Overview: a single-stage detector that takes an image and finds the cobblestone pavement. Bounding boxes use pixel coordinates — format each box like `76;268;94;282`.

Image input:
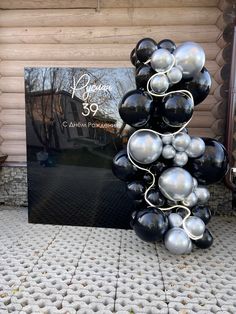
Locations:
0;207;236;314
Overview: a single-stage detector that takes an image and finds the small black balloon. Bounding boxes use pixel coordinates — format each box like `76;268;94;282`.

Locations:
194;229;213;249
150;160;169;177
146;188;166;207
162;93;194;127
157;39;176;53
135;64;155;90
132;207;168;242
174;67;211;106
143;172;153;185
130;48;137;66
192;205;212;225
186;138;229;185
127;181;145;200
119;89;153;128
112;150;139;182
136;38;158;63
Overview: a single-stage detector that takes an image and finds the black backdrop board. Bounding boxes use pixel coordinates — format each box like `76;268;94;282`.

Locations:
25;67;136;228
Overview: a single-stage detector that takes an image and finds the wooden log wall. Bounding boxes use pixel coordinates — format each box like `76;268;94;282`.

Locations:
0;0;232;164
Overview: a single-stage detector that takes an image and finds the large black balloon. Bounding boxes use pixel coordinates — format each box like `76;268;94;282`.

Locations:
174;67;211;106
162;93;194;127
186;138;229;185
119;90;153;128
112;150;139;182
157;39;176;53
135;64;155;90
130;48;137;66
194;229;213;249
127;181;145;200
132;207;168;242
136;38;158;63
192;205;212;225
146;188;166;207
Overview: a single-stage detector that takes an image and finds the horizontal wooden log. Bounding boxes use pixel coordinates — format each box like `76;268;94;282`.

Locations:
0;60;220;77
211;119;226;135
0;109;25;125
0;125;26;141
0;25;220;44
188;128;215;138
189;112;215;128
211;100;227;118
0;140;26;155
0;43;220;61
0;93;26;109
0;8;221;27
0;0;219;9
2;155;26;164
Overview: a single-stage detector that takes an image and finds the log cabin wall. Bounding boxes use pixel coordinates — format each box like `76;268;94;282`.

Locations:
0;0;234;210
0;0;233;164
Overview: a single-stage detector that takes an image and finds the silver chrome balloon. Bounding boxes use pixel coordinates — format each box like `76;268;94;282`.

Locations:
193;177;198;189
167;66;183;84
158;167;194;201
186;137;205;158
173;152;188;167
162;133;173;145
164;227;190;255
168;213;183;228
185;216;205;238
172;132;191;152
183;192;198;208
150;74;169;94
128;129;163;165
173;41;205;78
185;239;193;254
162;145;176;159
195;186;210;204
151;48;174;72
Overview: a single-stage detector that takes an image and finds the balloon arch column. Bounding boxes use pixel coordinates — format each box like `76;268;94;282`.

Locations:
112;38;229;255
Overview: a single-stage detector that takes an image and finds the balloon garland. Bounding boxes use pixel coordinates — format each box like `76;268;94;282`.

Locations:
113;38;229;255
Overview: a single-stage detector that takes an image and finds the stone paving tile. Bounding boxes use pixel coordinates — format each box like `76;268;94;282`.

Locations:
0;208;236;314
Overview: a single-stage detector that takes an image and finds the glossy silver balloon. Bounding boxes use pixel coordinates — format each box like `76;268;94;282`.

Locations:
162;145;176;159
182;192;198;208
185;239;193;254
185;216;205;237
167;66;183;84
174;42;205;78
128;130;163;165
151;48;174;72
164;227;190;255
158;167;194;201
193;177;198;189
150;74;169;94
168;213;183;228
186;137;205;158
162;133;173;145
174;152;188;167
195;186;210;204
172;133;191;152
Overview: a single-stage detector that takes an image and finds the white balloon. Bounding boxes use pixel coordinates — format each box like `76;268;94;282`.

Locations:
195;186;210;204
162;145;176;159
186;137;205;158
174;42;205;78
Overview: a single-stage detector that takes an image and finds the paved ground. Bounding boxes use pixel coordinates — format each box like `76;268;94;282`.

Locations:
0;207;236;314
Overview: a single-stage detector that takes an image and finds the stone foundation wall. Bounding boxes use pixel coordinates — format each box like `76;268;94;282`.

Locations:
0;167;27;206
0;166;233;214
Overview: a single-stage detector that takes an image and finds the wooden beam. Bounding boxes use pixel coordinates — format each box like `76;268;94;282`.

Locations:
0;8;221;27
0;43;220;61
0;0;218;9
0;25;220;44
